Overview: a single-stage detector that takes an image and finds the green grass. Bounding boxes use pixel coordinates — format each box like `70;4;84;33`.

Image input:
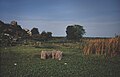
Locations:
0;44;120;77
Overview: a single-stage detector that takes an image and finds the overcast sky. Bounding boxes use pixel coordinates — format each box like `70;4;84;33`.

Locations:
0;0;120;37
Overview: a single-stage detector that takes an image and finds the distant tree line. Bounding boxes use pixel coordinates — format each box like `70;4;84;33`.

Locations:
0;20;52;46
31;28;52;41
0;20;86;46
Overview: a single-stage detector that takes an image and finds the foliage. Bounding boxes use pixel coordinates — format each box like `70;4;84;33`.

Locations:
40;31;52;41
0;20;31;46
66;24;85;41
0;20;27;37
0;20;52;46
31;27;39;35
30;31;52;41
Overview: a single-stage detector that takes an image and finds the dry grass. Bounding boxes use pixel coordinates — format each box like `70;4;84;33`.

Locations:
83;37;120;56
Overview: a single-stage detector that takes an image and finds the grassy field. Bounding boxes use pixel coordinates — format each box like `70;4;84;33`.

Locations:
0;42;120;77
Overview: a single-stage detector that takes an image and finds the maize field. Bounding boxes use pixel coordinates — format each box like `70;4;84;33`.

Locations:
83;37;120;56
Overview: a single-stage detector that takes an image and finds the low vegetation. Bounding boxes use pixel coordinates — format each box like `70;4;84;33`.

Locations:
1;40;120;77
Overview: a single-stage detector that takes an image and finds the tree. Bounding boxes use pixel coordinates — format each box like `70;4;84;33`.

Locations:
46;32;52;38
40;31;52;41
66;24;85;40
41;31;52;38
31;28;39;35
41;31;47;36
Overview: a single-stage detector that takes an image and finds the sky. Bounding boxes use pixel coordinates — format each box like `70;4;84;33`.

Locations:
0;0;120;37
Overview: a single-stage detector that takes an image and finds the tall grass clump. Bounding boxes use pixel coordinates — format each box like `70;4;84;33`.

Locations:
83;36;120;57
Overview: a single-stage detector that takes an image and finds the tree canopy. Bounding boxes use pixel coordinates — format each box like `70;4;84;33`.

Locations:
31;28;39;35
66;24;85;40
